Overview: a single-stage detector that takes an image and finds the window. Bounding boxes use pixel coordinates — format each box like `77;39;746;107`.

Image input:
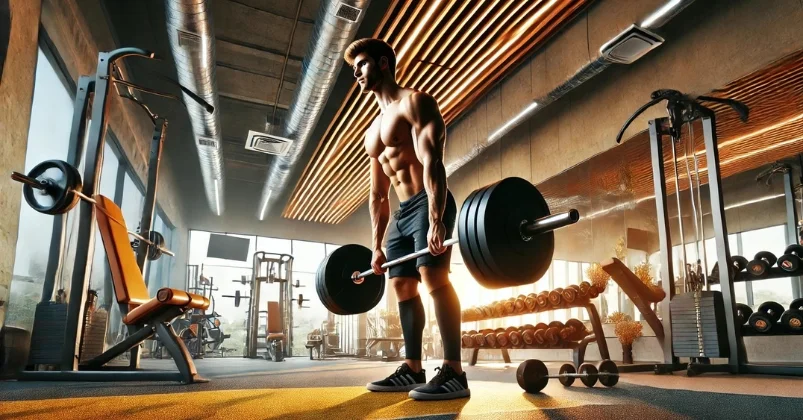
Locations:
6;48;75;330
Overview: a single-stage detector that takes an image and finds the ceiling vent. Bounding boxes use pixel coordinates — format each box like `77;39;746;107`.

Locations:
245;130;294;156
177;29;202;51
600;25;664;64
335;2;361;22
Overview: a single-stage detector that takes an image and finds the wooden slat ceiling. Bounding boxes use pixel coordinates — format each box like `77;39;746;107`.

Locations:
283;0;592;223
539;49;803;215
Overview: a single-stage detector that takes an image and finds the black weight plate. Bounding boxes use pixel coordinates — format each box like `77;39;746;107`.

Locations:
23;160;82;215
558;363;575;387
475;177;554;288
731;256;749;272
517;359;549;393
791;298;803;312
461;186;496;285
578;363;598;387
318;244;384;315
784;244;803;257
754;251;778;266
780;310;803;331
757;301;785;320
777;254;800;273
597;359;619;387
316;250;341;314
735;303;753;325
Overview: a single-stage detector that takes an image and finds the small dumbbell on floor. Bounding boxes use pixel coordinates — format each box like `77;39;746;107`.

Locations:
517;359;619;393
748;301;785;332
780;298;803;332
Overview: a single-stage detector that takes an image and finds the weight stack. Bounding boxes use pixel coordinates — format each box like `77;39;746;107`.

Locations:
28;302;68;364
670;291;730;358
79;308;108;363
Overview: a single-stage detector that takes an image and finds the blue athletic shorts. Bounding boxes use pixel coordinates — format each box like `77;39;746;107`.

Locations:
385;189;457;280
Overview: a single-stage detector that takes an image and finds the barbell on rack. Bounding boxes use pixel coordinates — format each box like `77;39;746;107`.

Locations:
222;290;250;308
517;359;619;393
316;177;580;315
10;160;174;260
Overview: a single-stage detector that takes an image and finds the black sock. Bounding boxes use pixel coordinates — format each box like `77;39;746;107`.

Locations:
430;283;461;361
398;294;425;362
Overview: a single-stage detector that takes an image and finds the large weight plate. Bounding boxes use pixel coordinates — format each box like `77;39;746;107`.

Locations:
316;244;384;315
474;177;554;288
23;160;82;215
517;359;549;393
458;187;495;285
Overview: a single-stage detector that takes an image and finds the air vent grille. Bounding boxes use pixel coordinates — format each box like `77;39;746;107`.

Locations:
198;137;217;148
177;29;202;51
335;3;361;22
245;131;293;156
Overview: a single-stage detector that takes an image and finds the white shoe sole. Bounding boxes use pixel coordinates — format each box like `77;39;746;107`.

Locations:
366;382;421;392
408;388;471;400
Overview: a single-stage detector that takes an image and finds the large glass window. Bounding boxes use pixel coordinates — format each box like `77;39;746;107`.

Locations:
6;48;75;330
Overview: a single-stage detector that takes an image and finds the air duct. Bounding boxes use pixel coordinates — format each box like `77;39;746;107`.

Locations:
165;0;225;215
446;0;697;177
257;0;370;220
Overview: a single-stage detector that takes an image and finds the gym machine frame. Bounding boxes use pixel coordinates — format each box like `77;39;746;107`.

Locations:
18;48;198;382
244;252;295;359
642;94;803;376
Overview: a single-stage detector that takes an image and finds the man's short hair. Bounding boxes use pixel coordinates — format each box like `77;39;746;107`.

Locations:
344;38;397;76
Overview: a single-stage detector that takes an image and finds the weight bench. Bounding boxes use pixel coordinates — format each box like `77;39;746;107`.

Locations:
86;195;210;383
601;257;666;343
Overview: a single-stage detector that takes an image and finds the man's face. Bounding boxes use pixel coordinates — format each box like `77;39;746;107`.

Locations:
352;52;382;93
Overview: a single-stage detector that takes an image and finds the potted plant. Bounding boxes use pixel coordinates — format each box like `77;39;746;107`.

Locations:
607;311;643;364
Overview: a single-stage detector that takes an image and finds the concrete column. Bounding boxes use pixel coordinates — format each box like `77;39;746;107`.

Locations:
0;0;43;330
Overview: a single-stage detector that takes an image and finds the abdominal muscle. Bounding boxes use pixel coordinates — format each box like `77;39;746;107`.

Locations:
378;144;425;202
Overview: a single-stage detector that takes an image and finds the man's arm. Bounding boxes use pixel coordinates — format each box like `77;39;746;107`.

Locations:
407;91;447;228
369;157;391;252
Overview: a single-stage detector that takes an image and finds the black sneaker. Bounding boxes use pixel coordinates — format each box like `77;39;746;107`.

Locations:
366;363;426;392
408;365;470;400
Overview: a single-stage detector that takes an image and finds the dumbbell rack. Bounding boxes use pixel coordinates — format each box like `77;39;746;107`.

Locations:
460;290;609;368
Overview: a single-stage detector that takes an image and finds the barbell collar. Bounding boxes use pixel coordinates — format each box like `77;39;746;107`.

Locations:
351;210;579;282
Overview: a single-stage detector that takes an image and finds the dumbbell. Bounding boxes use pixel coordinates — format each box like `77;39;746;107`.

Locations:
508;330;523;347
517;359;619;393
548;288;563;307
748;301;785;332
545;323;563;346
536;291;550;310
461;334;474;348
562;285;580;304
503;298;516;315
735;303;753;326
514;295;527;314
525;293;537;312
484;331;499;348
533;328;547;347
780;298;803;331
564;318;589;341
747;251;778;277
578;281;591;298
521;327;535;346
730;255;750;272
777;245;803;273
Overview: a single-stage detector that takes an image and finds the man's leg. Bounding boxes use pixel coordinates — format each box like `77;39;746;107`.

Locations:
420;265;462;374
393;276;425;373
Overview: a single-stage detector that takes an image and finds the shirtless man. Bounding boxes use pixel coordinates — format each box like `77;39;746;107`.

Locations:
344;38;468;401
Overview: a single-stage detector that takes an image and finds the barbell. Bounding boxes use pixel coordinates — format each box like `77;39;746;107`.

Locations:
316;177;580;315
10;160;174;260
517;359;619;393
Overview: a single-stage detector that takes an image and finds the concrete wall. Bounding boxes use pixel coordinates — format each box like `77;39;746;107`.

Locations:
40;0;190;286
446;0;803;199
0;0;42;329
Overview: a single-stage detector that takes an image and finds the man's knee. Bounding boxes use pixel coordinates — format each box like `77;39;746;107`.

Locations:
392;277;419;300
420;265;451;292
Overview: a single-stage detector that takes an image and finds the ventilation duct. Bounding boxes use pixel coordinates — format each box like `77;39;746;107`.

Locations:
256;0;370;220
165;0;225;215
446;0;697;177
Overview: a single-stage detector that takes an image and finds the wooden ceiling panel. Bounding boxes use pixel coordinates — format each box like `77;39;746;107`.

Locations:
284;0;592;223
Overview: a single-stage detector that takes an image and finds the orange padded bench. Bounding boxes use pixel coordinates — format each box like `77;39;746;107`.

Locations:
90;195;209;383
265;301;285;342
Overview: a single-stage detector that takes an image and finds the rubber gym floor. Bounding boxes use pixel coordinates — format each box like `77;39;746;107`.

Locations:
1;358;802;419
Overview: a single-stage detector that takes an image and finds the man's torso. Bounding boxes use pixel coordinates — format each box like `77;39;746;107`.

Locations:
365;89;425;202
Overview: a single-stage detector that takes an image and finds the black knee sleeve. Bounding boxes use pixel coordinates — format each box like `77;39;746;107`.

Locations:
399;295;426;361
430;283;461;361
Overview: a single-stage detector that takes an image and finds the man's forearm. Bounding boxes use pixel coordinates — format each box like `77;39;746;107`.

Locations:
370;194;390;251
424;159;447;225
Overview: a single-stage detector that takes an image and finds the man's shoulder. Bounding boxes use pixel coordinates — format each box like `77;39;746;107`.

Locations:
400;89;439;117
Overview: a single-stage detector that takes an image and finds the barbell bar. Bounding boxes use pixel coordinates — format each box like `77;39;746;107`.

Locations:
10;161;174;258
352;209;579;283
